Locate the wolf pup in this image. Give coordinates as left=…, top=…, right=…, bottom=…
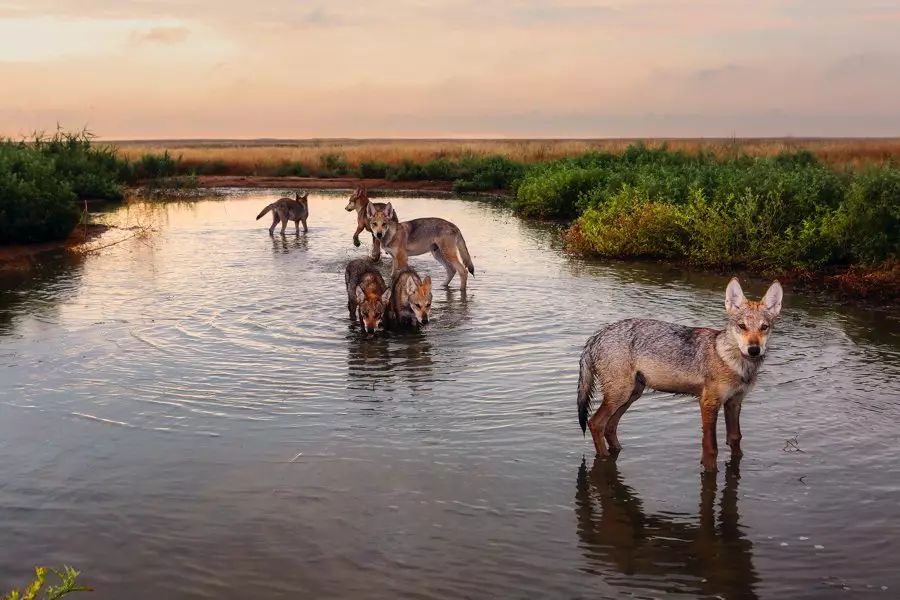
left=256, top=191, right=309, bottom=235
left=344, top=184, right=398, bottom=260
left=576, top=277, right=784, bottom=473
left=387, top=266, right=433, bottom=328
left=365, top=201, right=475, bottom=292
left=345, top=258, right=392, bottom=335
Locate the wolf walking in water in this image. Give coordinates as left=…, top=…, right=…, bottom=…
left=364, top=201, right=475, bottom=292
left=576, top=277, right=784, bottom=473
left=256, top=191, right=309, bottom=235
left=344, top=184, right=398, bottom=260
left=387, top=266, right=433, bottom=328
left=345, top=258, right=391, bottom=335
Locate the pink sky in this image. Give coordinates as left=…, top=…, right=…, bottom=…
left=1, top=0, right=898, bottom=139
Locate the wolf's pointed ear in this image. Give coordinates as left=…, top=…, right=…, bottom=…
left=366, top=202, right=376, bottom=218
left=763, top=280, right=783, bottom=317
left=422, top=276, right=432, bottom=292
left=384, top=202, right=393, bottom=219
left=725, top=277, right=746, bottom=313
left=405, top=276, right=418, bottom=296
left=381, top=287, right=392, bottom=305
left=355, top=285, right=366, bottom=305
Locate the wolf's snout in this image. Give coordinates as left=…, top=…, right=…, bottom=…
left=421, top=315, right=429, bottom=325
left=375, top=232, right=383, bottom=239
left=747, top=345, right=761, bottom=357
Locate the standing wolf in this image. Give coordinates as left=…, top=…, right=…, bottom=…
left=344, top=184, right=398, bottom=260
left=256, top=191, right=309, bottom=235
left=576, top=277, right=784, bottom=473
left=345, top=258, right=391, bottom=335
left=364, top=201, right=475, bottom=292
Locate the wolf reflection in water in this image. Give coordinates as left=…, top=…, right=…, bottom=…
left=575, top=457, right=759, bottom=599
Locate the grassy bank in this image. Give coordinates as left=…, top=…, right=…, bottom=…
left=512, top=145, right=898, bottom=286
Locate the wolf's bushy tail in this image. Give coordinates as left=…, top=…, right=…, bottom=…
left=255, top=203, right=274, bottom=220
left=455, top=232, right=475, bottom=276
left=577, top=341, right=597, bottom=436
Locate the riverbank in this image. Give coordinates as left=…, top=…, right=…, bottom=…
left=0, top=223, right=110, bottom=272
left=3, top=133, right=898, bottom=301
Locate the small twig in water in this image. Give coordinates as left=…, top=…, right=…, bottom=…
left=783, top=433, right=805, bottom=453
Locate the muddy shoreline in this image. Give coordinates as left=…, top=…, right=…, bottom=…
left=0, top=224, right=110, bottom=272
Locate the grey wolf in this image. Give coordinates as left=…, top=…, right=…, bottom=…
left=345, top=258, right=391, bottom=335
left=387, top=266, right=433, bottom=327
left=344, top=184, right=398, bottom=260
left=364, top=201, right=475, bottom=292
left=576, top=277, right=784, bottom=472
left=256, top=192, right=309, bottom=235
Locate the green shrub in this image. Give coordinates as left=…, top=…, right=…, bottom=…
left=357, top=161, right=390, bottom=179
left=544, top=145, right=900, bottom=271
left=830, top=167, right=900, bottom=265
left=31, top=129, right=125, bottom=201
left=130, top=150, right=181, bottom=180
left=273, top=161, right=310, bottom=177
left=2, top=565, right=90, bottom=600
left=453, top=156, right=525, bottom=192
left=317, top=153, right=350, bottom=177
left=0, top=141, right=80, bottom=244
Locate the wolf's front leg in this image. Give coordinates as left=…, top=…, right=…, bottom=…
left=699, top=392, right=720, bottom=473
left=724, top=397, right=743, bottom=458
left=370, top=235, right=382, bottom=261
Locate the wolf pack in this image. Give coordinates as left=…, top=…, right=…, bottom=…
left=254, top=186, right=785, bottom=473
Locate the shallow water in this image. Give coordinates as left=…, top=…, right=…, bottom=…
left=1, top=191, right=899, bottom=599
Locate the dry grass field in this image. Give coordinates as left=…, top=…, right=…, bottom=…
left=107, top=138, right=900, bottom=176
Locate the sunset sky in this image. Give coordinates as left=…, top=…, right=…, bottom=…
left=1, top=0, right=898, bottom=139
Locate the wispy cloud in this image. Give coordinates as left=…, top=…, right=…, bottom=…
left=130, top=26, right=189, bottom=45
left=1, top=0, right=898, bottom=138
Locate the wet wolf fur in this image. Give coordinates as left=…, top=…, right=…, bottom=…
left=344, top=184, right=398, bottom=261
left=345, top=258, right=391, bottom=335
left=256, top=191, right=309, bottom=234
left=364, top=201, right=475, bottom=292
left=387, top=266, right=433, bottom=327
left=576, top=278, right=784, bottom=473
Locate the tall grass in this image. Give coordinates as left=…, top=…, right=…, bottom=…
left=516, top=144, right=899, bottom=271
left=109, top=138, right=900, bottom=175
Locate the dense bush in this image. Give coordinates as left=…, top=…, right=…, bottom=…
left=30, top=130, right=125, bottom=201
left=517, top=145, right=899, bottom=271
left=273, top=161, right=310, bottom=177
left=0, top=140, right=80, bottom=244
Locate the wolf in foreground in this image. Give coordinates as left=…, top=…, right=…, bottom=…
left=576, top=277, right=784, bottom=473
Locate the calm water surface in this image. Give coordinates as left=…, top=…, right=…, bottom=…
left=1, top=192, right=899, bottom=599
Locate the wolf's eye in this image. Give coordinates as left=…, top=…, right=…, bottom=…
left=415, top=303, right=421, bottom=309
left=760, top=324, right=769, bottom=331
left=738, top=324, right=747, bottom=331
